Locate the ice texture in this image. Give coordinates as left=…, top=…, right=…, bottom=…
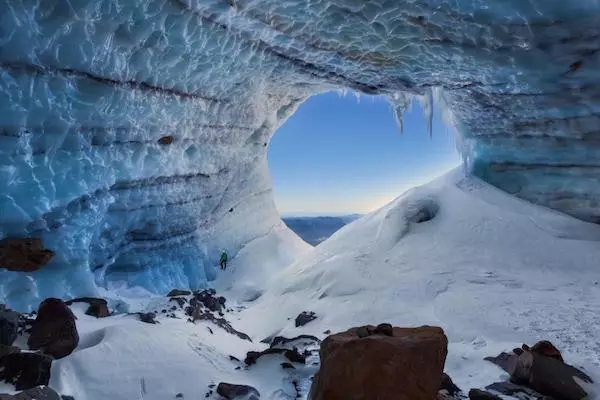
left=1, top=0, right=599, bottom=307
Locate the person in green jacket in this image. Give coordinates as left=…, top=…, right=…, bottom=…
left=220, top=250, right=228, bottom=270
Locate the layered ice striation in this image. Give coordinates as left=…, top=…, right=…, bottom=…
left=1, top=0, right=600, bottom=307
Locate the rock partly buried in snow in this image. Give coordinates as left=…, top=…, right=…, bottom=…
left=0, top=238, right=55, bottom=272
left=309, top=325, right=448, bottom=400
left=0, top=386, right=62, bottom=400
left=523, top=340, right=564, bottom=362
left=294, top=311, right=317, bottom=327
left=27, top=298, right=78, bottom=359
left=65, top=297, right=109, bottom=318
left=216, top=382, right=260, bottom=400
left=188, top=290, right=226, bottom=314
left=137, top=312, right=157, bottom=324
left=467, top=389, right=502, bottom=400
left=269, top=335, right=321, bottom=348
left=512, top=351, right=592, bottom=400
left=0, top=306, right=19, bottom=346
left=244, top=348, right=306, bottom=366
left=484, top=381, right=549, bottom=399
left=356, top=323, right=394, bottom=338
left=191, top=311, right=251, bottom=342
left=167, top=289, right=191, bottom=297
left=0, top=352, right=52, bottom=390
left=439, top=373, right=462, bottom=398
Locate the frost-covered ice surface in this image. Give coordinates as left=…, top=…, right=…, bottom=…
left=25, top=170, right=599, bottom=400
left=2, top=0, right=600, bottom=305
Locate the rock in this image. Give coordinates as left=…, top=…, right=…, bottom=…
left=244, top=347, right=305, bottom=365
left=323, top=330, right=331, bottom=335
left=468, top=389, right=502, bottom=400
left=283, top=349, right=306, bottom=364
left=138, top=313, right=157, bottom=324
left=485, top=381, right=549, bottom=399
left=0, top=344, right=20, bottom=358
left=228, top=355, right=239, bottom=362
left=175, top=393, right=183, bottom=398
left=167, top=289, right=191, bottom=297
left=216, top=383, right=260, bottom=400
left=157, top=136, right=173, bottom=145
left=281, top=362, right=295, bottom=369
left=65, top=297, right=109, bottom=318
left=0, top=352, right=52, bottom=390
left=374, top=323, right=394, bottom=336
left=0, top=306, right=18, bottom=346
left=0, top=238, right=55, bottom=272
left=356, top=325, right=374, bottom=338
left=295, top=311, right=317, bottom=327
left=484, top=352, right=518, bottom=374
left=1, top=386, right=62, bottom=400
left=526, top=340, right=564, bottom=362
left=191, top=311, right=251, bottom=341
left=269, top=335, right=321, bottom=348
left=439, top=373, right=462, bottom=396
left=28, top=298, right=79, bottom=359
left=60, top=396, right=75, bottom=400
left=188, top=290, right=225, bottom=314
left=309, top=325, right=448, bottom=400
left=513, top=351, right=592, bottom=400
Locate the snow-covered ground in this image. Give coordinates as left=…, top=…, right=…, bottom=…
left=14, top=169, right=600, bottom=399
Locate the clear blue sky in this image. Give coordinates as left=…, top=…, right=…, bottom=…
left=268, top=91, right=461, bottom=216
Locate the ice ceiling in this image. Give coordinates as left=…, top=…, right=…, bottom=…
left=1, top=0, right=599, bottom=305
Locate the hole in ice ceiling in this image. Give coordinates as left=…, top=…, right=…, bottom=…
left=268, top=90, right=460, bottom=244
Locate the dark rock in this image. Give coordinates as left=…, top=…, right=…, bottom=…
left=188, top=290, right=224, bottom=314
left=161, top=309, right=166, bottom=313
left=513, top=351, right=592, bottom=400
left=0, top=344, right=20, bottom=358
left=0, top=352, right=52, bottom=390
left=281, top=362, right=295, bottom=369
left=468, top=389, right=502, bottom=400
left=61, top=396, right=75, bottom=400
left=484, top=352, right=518, bottom=374
left=0, top=306, right=18, bottom=346
left=0, top=238, right=55, bottom=272
left=269, top=335, right=321, bottom=348
left=228, top=355, right=240, bottom=362
left=191, top=311, right=251, bottom=342
left=158, top=136, right=173, bottom=145
left=0, top=386, right=62, bottom=400
left=440, top=373, right=462, bottom=396
left=28, top=298, right=79, bottom=359
left=283, top=349, right=306, bottom=364
left=138, top=313, right=157, bottom=324
left=169, top=298, right=187, bottom=308
left=323, top=330, right=331, bottom=335
left=356, top=325, right=375, bottom=338
left=295, top=311, right=317, bottom=328
left=513, top=347, right=524, bottom=355
left=485, top=381, right=550, bottom=399
left=228, top=208, right=234, bottom=212
left=374, top=323, right=394, bottom=336
left=208, top=384, right=215, bottom=388
left=167, top=289, right=191, bottom=297
left=216, top=382, right=260, bottom=400
left=175, top=393, right=183, bottom=398
left=309, top=325, right=448, bottom=400
left=207, top=327, right=213, bottom=334
left=526, top=340, right=564, bottom=362
left=65, top=297, right=109, bottom=318
left=245, top=348, right=285, bottom=365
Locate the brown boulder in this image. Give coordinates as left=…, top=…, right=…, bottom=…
left=157, top=136, right=174, bottom=145
left=524, top=340, right=563, bottom=362
left=0, top=238, right=54, bottom=272
left=309, top=325, right=448, bottom=400
left=0, top=352, right=52, bottom=391
left=65, top=297, right=109, bottom=318
left=28, top=298, right=79, bottom=359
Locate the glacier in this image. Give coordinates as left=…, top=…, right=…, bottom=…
left=1, top=0, right=600, bottom=308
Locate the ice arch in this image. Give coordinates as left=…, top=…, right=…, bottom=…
left=1, top=0, right=599, bottom=307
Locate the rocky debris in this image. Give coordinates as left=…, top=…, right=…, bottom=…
left=191, top=311, right=251, bottom=341
left=167, top=289, right=191, bottom=297
left=137, top=312, right=157, bottom=324
left=189, top=290, right=226, bottom=314
left=485, top=381, right=550, bottom=399
left=485, top=340, right=593, bottom=400
left=65, top=297, right=109, bottom=318
left=169, top=297, right=187, bottom=308
left=0, top=386, right=62, bottom=400
left=468, top=389, right=502, bottom=400
left=309, top=325, right=448, bottom=400
left=157, top=136, right=174, bottom=145
left=216, top=382, right=260, bottom=400
left=0, top=306, right=19, bottom=346
left=0, top=238, right=55, bottom=272
left=269, top=335, right=321, bottom=349
left=294, top=311, right=316, bottom=328
left=281, top=362, right=295, bottom=369
left=356, top=323, right=394, bottom=338
left=28, top=298, right=79, bottom=359
left=0, top=344, right=20, bottom=358
left=244, top=348, right=306, bottom=366
left=0, top=352, right=52, bottom=390
left=439, top=373, right=462, bottom=397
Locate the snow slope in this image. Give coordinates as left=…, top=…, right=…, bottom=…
left=36, top=169, right=600, bottom=400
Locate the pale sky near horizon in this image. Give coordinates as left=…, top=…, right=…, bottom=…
left=268, top=91, right=461, bottom=216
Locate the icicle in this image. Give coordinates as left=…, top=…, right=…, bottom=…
left=388, top=92, right=413, bottom=136
left=418, top=88, right=434, bottom=138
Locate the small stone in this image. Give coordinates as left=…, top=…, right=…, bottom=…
left=295, top=311, right=317, bottom=327
left=281, top=362, right=295, bottom=369
left=175, top=393, right=183, bottom=398
left=217, top=383, right=260, bottom=400
left=158, top=136, right=174, bottom=145
left=138, top=313, right=157, bottom=324
left=468, top=389, right=502, bottom=400
left=374, top=323, right=393, bottom=336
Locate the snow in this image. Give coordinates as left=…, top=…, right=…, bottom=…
left=5, top=169, right=590, bottom=400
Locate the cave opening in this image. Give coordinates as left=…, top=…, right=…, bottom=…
left=267, top=90, right=460, bottom=244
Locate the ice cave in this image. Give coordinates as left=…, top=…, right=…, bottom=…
left=1, top=1, right=600, bottom=399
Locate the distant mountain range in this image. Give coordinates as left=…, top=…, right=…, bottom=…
left=283, top=214, right=363, bottom=246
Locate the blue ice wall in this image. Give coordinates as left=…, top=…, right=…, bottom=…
left=1, top=0, right=599, bottom=308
